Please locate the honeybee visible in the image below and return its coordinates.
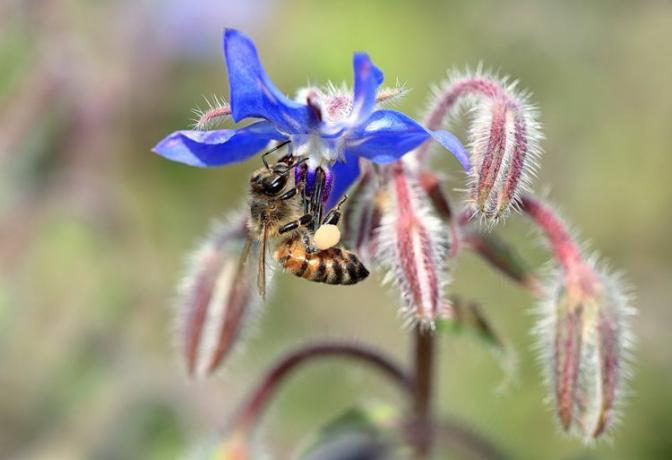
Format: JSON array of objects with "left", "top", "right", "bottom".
[{"left": 243, "top": 143, "right": 369, "bottom": 297}]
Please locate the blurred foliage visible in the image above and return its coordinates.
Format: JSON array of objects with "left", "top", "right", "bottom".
[{"left": 1, "top": 0, "right": 671, "bottom": 458}]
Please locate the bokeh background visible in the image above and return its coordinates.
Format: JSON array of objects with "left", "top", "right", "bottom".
[{"left": 1, "top": 0, "right": 671, "bottom": 458}]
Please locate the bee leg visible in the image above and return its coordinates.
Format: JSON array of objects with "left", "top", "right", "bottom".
[
  {"left": 278, "top": 213, "right": 313, "bottom": 234},
  {"left": 309, "top": 168, "right": 326, "bottom": 230},
  {"left": 261, "top": 139, "right": 292, "bottom": 169},
  {"left": 278, "top": 188, "right": 297, "bottom": 200},
  {"left": 322, "top": 194, "right": 349, "bottom": 226}
]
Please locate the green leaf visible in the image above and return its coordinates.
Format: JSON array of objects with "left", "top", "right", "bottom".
[
  {"left": 296, "top": 404, "right": 399, "bottom": 460},
  {"left": 438, "top": 298, "right": 518, "bottom": 391}
]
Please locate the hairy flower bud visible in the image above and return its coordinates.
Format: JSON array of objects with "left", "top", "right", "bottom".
[
  {"left": 523, "top": 196, "right": 635, "bottom": 440},
  {"left": 177, "top": 211, "right": 262, "bottom": 378},
  {"left": 537, "top": 264, "right": 634, "bottom": 440},
  {"left": 417, "top": 69, "right": 542, "bottom": 222},
  {"left": 378, "top": 163, "right": 449, "bottom": 325}
]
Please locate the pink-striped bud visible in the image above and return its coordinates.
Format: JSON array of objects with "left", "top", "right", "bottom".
[
  {"left": 177, "top": 211, "right": 262, "bottom": 379},
  {"left": 418, "top": 69, "right": 542, "bottom": 222},
  {"left": 377, "top": 163, "right": 449, "bottom": 325},
  {"left": 523, "top": 196, "right": 635, "bottom": 440},
  {"left": 537, "top": 264, "right": 634, "bottom": 440}
]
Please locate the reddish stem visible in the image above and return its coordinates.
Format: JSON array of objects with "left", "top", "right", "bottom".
[
  {"left": 416, "top": 78, "right": 511, "bottom": 162},
  {"left": 412, "top": 325, "right": 436, "bottom": 459},
  {"left": 519, "top": 195, "right": 584, "bottom": 276},
  {"left": 231, "top": 341, "right": 413, "bottom": 433}
]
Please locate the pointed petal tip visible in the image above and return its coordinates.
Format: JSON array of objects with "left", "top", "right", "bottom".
[{"left": 353, "top": 52, "right": 384, "bottom": 84}]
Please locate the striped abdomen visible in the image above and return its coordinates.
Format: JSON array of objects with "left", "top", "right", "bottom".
[{"left": 274, "top": 237, "right": 369, "bottom": 285}]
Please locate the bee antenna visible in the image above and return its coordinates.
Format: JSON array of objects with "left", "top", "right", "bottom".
[
  {"left": 262, "top": 140, "right": 292, "bottom": 169},
  {"left": 280, "top": 156, "right": 308, "bottom": 175},
  {"left": 294, "top": 157, "right": 309, "bottom": 167},
  {"left": 337, "top": 194, "right": 348, "bottom": 208}
]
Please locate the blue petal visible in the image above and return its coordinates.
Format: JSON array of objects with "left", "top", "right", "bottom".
[
  {"left": 325, "top": 154, "right": 361, "bottom": 210},
  {"left": 427, "top": 130, "right": 471, "bottom": 172},
  {"left": 344, "top": 110, "right": 471, "bottom": 169},
  {"left": 223, "top": 29, "right": 311, "bottom": 134},
  {"left": 348, "top": 53, "right": 384, "bottom": 125},
  {"left": 152, "top": 121, "right": 286, "bottom": 167}
]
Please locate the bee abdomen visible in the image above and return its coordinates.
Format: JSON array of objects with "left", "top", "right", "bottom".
[{"left": 275, "top": 241, "right": 369, "bottom": 286}]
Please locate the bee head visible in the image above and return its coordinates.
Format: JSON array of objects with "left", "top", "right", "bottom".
[{"left": 251, "top": 169, "right": 288, "bottom": 196}]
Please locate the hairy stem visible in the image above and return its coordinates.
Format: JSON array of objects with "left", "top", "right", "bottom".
[
  {"left": 412, "top": 325, "right": 436, "bottom": 459},
  {"left": 231, "top": 341, "right": 413, "bottom": 433},
  {"left": 519, "top": 195, "right": 585, "bottom": 279}
]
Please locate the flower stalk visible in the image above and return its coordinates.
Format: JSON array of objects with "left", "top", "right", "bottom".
[
  {"left": 229, "top": 341, "right": 413, "bottom": 435},
  {"left": 412, "top": 325, "right": 436, "bottom": 459}
]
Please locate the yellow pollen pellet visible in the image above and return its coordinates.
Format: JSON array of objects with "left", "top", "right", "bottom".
[{"left": 314, "top": 224, "right": 341, "bottom": 250}]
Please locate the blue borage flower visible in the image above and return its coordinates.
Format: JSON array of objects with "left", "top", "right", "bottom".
[{"left": 153, "top": 29, "right": 469, "bottom": 208}]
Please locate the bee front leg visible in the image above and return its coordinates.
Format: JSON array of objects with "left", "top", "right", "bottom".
[
  {"left": 278, "top": 188, "right": 297, "bottom": 200},
  {"left": 278, "top": 213, "right": 313, "bottom": 234},
  {"left": 321, "top": 194, "right": 349, "bottom": 226}
]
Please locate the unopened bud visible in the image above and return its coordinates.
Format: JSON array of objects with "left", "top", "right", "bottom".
[
  {"left": 378, "top": 163, "right": 448, "bottom": 325},
  {"left": 537, "top": 264, "right": 634, "bottom": 440},
  {"left": 177, "top": 212, "right": 262, "bottom": 378},
  {"left": 523, "top": 196, "right": 635, "bottom": 440},
  {"left": 418, "top": 69, "right": 542, "bottom": 222}
]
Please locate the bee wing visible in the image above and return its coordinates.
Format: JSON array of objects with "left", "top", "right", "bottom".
[
  {"left": 256, "top": 224, "right": 269, "bottom": 299},
  {"left": 237, "top": 235, "right": 254, "bottom": 273}
]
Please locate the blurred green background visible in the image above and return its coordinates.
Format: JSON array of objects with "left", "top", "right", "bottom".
[{"left": 1, "top": 0, "right": 670, "bottom": 458}]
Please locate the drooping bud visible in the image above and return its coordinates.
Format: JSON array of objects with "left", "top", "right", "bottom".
[
  {"left": 192, "top": 95, "right": 232, "bottom": 130},
  {"left": 417, "top": 69, "right": 542, "bottom": 222},
  {"left": 377, "top": 163, "right": 448, "bottom": 325},
  {"left": 537, "top": 264, "right": 634, "bottom": 440},
  {"left": 177, "top": 211, "right": 263, "bottom": 379},
  {"left": 522, "top": 196, "right": 635, "bottom": 440}
]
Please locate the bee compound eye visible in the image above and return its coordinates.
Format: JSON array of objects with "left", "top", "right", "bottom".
[{"left": 262, "top": 174, "right": 287, "bottom": 195}]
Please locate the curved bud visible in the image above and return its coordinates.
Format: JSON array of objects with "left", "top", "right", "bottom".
[
  {"left": 537, "top": 264, "right": 634, "bottom": 441},
  {"left": 377, "top": 163, "right": 449, "bottom": 326},
  {"left": 523, "top": 196, "right": 635, "bottom": 440},
  {"left": 417, "top": 69, "right": 542, "bottom": 222},
  {"left": 177, "top": 211, "right": 263, "bottom": 379}
]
